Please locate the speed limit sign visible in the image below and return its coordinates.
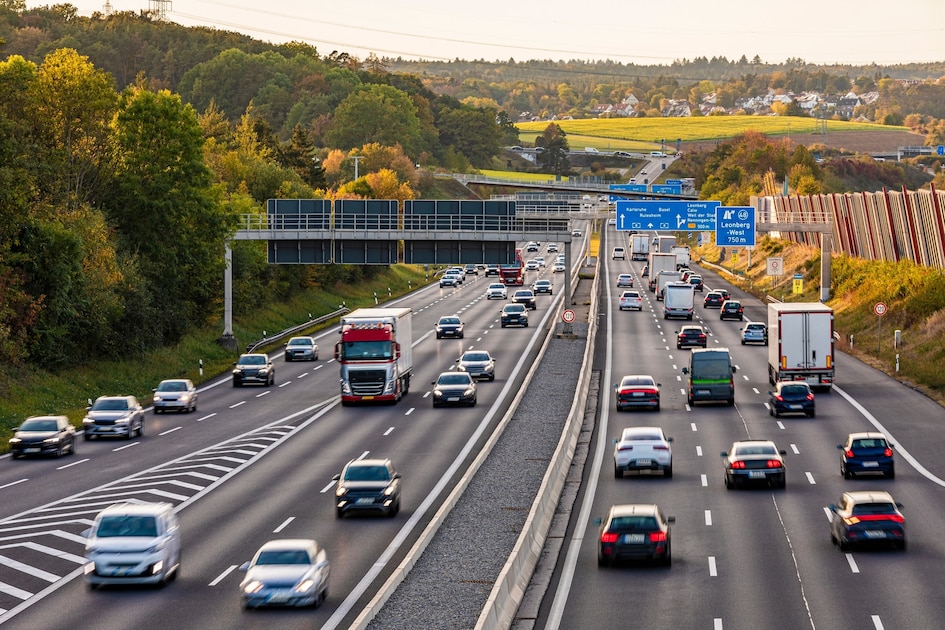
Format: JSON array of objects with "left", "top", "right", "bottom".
[
  {"left": 562, "top": 309, "right": 575, "bottom": 323},
  {"left": 874, "top": 302, "right": 887, "bottom": 316}
]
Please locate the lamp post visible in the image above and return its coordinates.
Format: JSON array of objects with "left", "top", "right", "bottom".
[{"left": 348, "top": 155, "right": 362, "bottom": 180}]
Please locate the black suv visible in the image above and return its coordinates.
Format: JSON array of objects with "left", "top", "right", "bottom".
[
  {"left": 435, "top": 316, "right": 465, "bottom": 339},
  {"left": 677, "top": 325, "right": 708, "bottom": 349},
  {"left": 719, "top": 300, "right": 744, "bottom": 321},
  {"left": 500, "top": 304, "right": 529, "bottom": 327},
  {"left": 511, "top": 289, "right": 537, "bottom": 310}
]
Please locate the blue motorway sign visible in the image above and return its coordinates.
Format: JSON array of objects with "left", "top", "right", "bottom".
[
  {"left": 938, "top": 145, "right": 945, "bottom": 156},
  {"left": 665, "top": 179, "right": 683, "bottom": 185},
  {"left": 716, "top": 206, "right": 756, "bottom": 246},
  {"left": 610, "top": 183, "right": 648, "bottom": 193},
  {"left": 615, "top": 200, "right": 720, "bottom": 231},
  {"left": 651, "top": 184, "right": 682, "bottom": 195}
]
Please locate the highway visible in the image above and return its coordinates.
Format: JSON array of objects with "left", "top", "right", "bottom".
[
  {"left": 535, "top": 225, "right": 945, "bottom": 630},
  {"left": 0, "top": 237, "right": 582, "bottom": 629}
]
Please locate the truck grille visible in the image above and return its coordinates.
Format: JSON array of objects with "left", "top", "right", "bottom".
[{"left": 349, "top": 369, "right": 387, "bottom": 395}]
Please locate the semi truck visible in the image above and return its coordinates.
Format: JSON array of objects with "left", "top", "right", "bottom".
[
  {"left": 767, "top": 302, "right": 835, "bottom": 391},
  {"left": 656, "top": 235, "right": 676, "bottom": 253},
  {"left": 631, "top": 234, "right": 650, "bottom": 261},
  {"left": 663, "top": 282, "right": 694, "bottom": 319},
  {"left": 335, "top": 308, "right": 413, "bottom": 405},
  {"left": 655, "top": 270, "right": 682, "bottom": 301},
  {"left": 671, "top": 245, "right": 691, "bottom": 270},
  {"left": 499, "top": 263, "right": 524, "bottom": 286},
  {"left": 648, "top": 252, "right": 677, "bottom": 292}
]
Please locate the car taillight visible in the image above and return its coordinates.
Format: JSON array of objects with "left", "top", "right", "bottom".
[
  {"left": 774, "top": 395, "right": 784, "bottom": 402},
  {"left": 648, "top": 531, "right": 667, "bottom": 543},
  {"left": 806, "top": 393, "right": 815, "bottom": 401},
  {"left": 766, "top": 460, "right": 783, "bottom": 468},
  {"left": 730, "top": 461, "right": 746, "bottom": 469},
  {"left": 698, "top": 334, "right": 706, "bottom": 339},
  {"left": 883, "top": 448, "right": 893, "bottom": 457},
  {"left": 601, "top": 532, "right": 619, "bottom": 543},
  {"left": 653, "top": 445, "right": 669, "bottom": 451},
  {"left": 618, "top": 445, "right": 633, "bottom": 451},
  {"left": 845, "top": 514, "right": 904, "bottom": 525},
  {"left": 844, "top": 449, "right": 855, "bottom": 458}
]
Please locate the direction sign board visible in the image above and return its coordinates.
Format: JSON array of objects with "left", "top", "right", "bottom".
[
  {"left": 716, "top": 206, "right": 756, "bottom": 247},
  {"left": 665, "top": 179, "right": 683, "bottom": 185},
  {"left": 610, "top": 183, "right": 648, "bottom": 193},
  {"left": 615, "top": 200, "right": 720, "bottom": 232},
  {"left": 650, "top": 184, "right": 682, "bottom": 195},
  {"left": 938, "top": 145, "right": 944, "bottom": 156}
]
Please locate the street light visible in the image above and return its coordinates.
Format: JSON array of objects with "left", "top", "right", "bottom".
[{"left": 348, "top": 155, "right": 362, "bottom": 180}]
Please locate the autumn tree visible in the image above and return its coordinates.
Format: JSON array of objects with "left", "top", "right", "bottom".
[{"left": 325, "top": 84, "right": 424, "bottom": 156}]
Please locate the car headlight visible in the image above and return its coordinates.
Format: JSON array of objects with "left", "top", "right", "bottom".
[
  {"left": 233, "top": 368, "right": 243, "bottom": 375},
  {"left": 341, "top": 381, "right": 352, "bottom": 395},
  {"left": 464, "top": 388, "right": 475, "bottom": 396},
  {"left": 43, "top": 437, "right": 61, "bottom": 444},
  {"left": 243, "top": 580, "right": 264, "bottom": 594},
  {"left": 82, "top": 417, "right": 93, "bottom": 424},
  {"left": 433, "top": 390, "right": 443, "bottom": 397},
  {"left": 178, "top": 394, "right": 191, "bottom": 402},
  {"left": 456, "top": 365, "right": 467, "bottom": 371},
  {"left": 335, "top": 485, "right": 347, "bottom": 497},
  {"left": 295, "top": 578, "right": 315, "bottom": 593}
]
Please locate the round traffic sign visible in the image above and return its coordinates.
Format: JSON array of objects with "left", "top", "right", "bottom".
[
  {"left": 562, "top": 309, "right": 575, "bottom": 323},
  {"left": 874, "top": 302, "right": 887, "bottom": 316}
]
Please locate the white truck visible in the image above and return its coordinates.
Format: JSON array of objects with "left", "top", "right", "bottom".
[
  {"left": 631, "top": 234, "right": 650, "bottom": 261},
  {"left": 767, "top": 302, "right": 835, "bottom": 391},
  {"left": 648, "top": 252, "right": 677, "bottom": 292},
  {"left": 671, "top": 245, "right": 691, "bottom": 270},
  {"left": 656, "top": 270, "right": 682, "bottom": 301},
  {"left": 657, "top": 235, "right": 676, "bottom": 253},
  {"left": 336, "top": 307, "right": 413, "bottom": 405},
  {"left": 663, "top": 282, "right": 694, "bottom": 319}
]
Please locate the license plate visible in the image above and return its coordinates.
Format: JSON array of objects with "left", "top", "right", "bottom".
[
  {"left": 789, "top": 404, "right": 801, "bottom": 409},
  {"left": 363, "top": 396, "right": 374, "bottom": 400},
  {"left": 864, "top": 530, "right": 886, "bottom": 538},
  {"left": 24, "top": 448, "right": 40, "bottom": 453},
  {"left": 862, "top": 461, "right": 878, "bottom": 467},
  {"left": 110, "top": 566, "right": 136, "bottom": 576},
  {"left": 447, "top": 397, "right": 459, "bottom": 402},
  {"left": 268, "top": 592, "right": 289, "bottom": 603},
  {"left": 623, "top": 534, "right": 645, "bottom": 544},
  {"left": 632, "top": 392, "right": 645, "bottom": 397},
  {"left": 697, "top": 389, "right": 710, "bottom": 395},
  {"left": 748, "top": 471, "right": 766, "bottom": 479},
  {"left": 356, "top": 498, "right": 375, "bottom": 505},
  {"left": 635, "top": 459, "right": 652, "bottom": 466}
]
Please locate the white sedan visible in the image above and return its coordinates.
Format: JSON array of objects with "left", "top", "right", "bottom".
[
  {"left": 524, "top": 260, "right": 540, "bottom": 271},
  {"left": 485, "top": 283, "right": 508, "bottom": 299},
  {"left": 552, "top": 262, "right": 566, "bottom": 273},
  {"left": 619, "top": 290, "right": 643, "bottom": 311},
  {"left": 613, "top": 426, "right": 673, "bottom": 478},
  {"left": 239, "top": 539, "right": 330, "bottom": 608}
]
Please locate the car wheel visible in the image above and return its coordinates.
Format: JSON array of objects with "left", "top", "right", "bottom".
[
  {"left": 524, "top": 322, "right": 528, "bottom": 327},
  {"left": 741, "top": 340, "right": 746, "bottom": 345},
  {"left": 655, "top": 402, "right": 661, "bottom": 412},
  {"left": 155, "top": 407, "right": 162, "bottom": 414},
  {"left": 597, "top": 552, "right": 607, "bottom": 567},
  {"left": 11, "top": 451, "right": 19, "bottom": 460},
  {"left": 83, "top": 433, "right": 91, "bottom": 441},
  {"left": 501, "top": 323, "right": 506, "bottom": 328},
  {"left": 436, "top": 333, "right": 441, "bottom": 339},
  {"left": 665, "top": 465, "right": 673, "bottom": 479},
  {"left": 285, "top": 355, "right": 292, "bottom": 362},
  {"left": 896, "top": 539, "right": 906, "bottom": 551},
  {"left": 489, "top": 375, "right": 495, "bottom": 382},
  {"left": 336, "top": 509, "right": 344, "bottom": 519},
  {"left": 842, "top": 466, "right": 852, "bottom": 480},
  {"left": 727, "top": 398, "right": 735, "bottom": 406},
  {"left": 137, "top": 421, "right": 144, "bottom": 438},
  {"left": 838, "top": 537, "right": 849, "bottom": 552},
  {"left": 769, "top": 407, "right": 774, "bottom": 416},
  {"left": 661, "top": 545, "right": 672, "bottom": 566},
  {"left": 887, "top": 467, "right": 895, "bottom": 479},
  {"left": 56, "top": 443, "right": 64, "bottom": 458},
  {"left": 807, "top": 410, "right": 816, "bottom": 418},
  {"left": 270, "top": 374, "right": 275, "bottom": 386},
  {"left": 772, "top": 409, "right": 779, "bottom": 418},
  {"left": 724, "top": 474, "right": 733, "bottom": 489},
  {"left": 614, "top": 464, "right": 622, "bottom": 479},
  {"left": 233, "top": 379, "right": 241, "bottom": 387}
]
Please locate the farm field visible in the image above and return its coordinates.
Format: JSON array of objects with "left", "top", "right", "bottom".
[{"left": 516, "top": 116, "right": 913, "bottom": 152}]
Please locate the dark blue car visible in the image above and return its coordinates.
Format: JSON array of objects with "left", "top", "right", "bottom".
[
  {"left": 839, "top": 432, "right": 895, "bottom": 478},
  {"left": 768, "top": 382, "right": 815, "bottom": 417}
]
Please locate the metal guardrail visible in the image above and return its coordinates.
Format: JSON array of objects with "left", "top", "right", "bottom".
[{"left": 245, "top": 307, "right": 350, "bottom": 353}]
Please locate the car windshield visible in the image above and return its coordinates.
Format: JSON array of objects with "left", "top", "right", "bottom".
[
  {"left": 438, "top": 374, "right": 472, "bottom": 385},
  {"left": 239, "top": 355, "right": 266, "bottom": 365},
  {"left": 91, "top": 398, "right": 129, "bottom": 411},
  {"left": 622, "top": 430, "right": 661, "bottom": 441},
  {"left": 489, "top": 284, "right": 504, "bottom": 290},
  {"left": 609, "top": 516, "right": 658, "bottom": 531},
  {"left": 620, "top": 377, "right": 655, "bottom": 387},
  {"left": 255, "top": 550, "right": 311, "bottom": 566},
  {"left": 158, "top": 381, "right": 187, "bottom": 391},
  {"left": 20, "top": 419, "right": 58, "bottom": 431},
  {"left": 780, "top": 385, "right": 809, "bottom": 395},
  {"left": 504, "top": 305, "right": 525, "bottom": 312},
  {"left": 344, "top": 465, "right": 391, "bottom": 482},
  {"left": 691, "top": 358, "right": 731, "bottom": 379},
  {"left": 96, "top": 515, "right": 158, "bottom": 538},
  {"left": 288, "top": 338, "right": 312, "bottom": 347},
  {"left": 852, "top": 502, "right": 897, "bottom": 516},
  {"left": 462, "top": 353, "right": 490, "bottom": 362},
  {"left": 735, "top": 445, "right": 777, "bottom": 456},
  {"left": 852, "top": 439, "right": 887, "bottom": 448},
  {"left": 439, "top": 318, "right": 460, "bottom": 325}
]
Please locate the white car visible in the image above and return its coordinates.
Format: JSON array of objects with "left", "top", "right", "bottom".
[
  {"left": 612, "top": 247, "right": 626, "bottom": 260},
  {"left": 614, "top": 426, "right": 673, "bottom": 478},
  {"left": 619, "top": 290, "right": 643, "bottom": 311},
  {"left": 524, "top": 260, "right": 539, "bottom": 271},
  {"left": 239, "top": 539, "right": 330, "bottom": 608},
  {"left": 486, "top": 283, "right": 508, "bottom": 299},
  {"left": 533, "top": 256, "right": 545, "bottom": 267},
  {"left": 553, "top": 262, "right": 566, "bottom": 273},
  {"left": 608, "top": 218, "right": 617, "bottom": 226},
  {"left": 572, "top": 229, "right": 582, "bottom": 236},
  {"left": 547, "top": 243, "right": 559, "bottom": 252}
]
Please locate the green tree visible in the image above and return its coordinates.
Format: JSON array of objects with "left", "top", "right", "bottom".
[
  {"left": 536, "top": 123, "right": 571, "bottom": 176},
  {"left": 435, "top": 104, "right": 503, "bottom": 168},
  {"left": 325, "top": 84, "right": 423, "bottom": 156}
]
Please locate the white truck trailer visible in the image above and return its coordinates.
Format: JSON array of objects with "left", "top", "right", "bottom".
[
  {"left": 767, "top": 302, "right": 835, "bottom": 391},
  {"left": 671, "top": 245, "right": 691, "bottom": 270},
  {"left": 631, "top": 234, "right": 650, "bottom": 261},
  {"left": 663, "top": 282, "right": 694, "bottom": 319},
  {"left": 656, "top": 235, "right": 676, "bottom": 253},
  {"left": 648, "top": 252, "right": 677, "bottom": 292}
]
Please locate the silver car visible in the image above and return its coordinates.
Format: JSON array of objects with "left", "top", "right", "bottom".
[
  {"left": 152, "top": 379, "right": 198, "bottom": 414},
  {"left": 240, "top": 539, "right": 330, "bottom": 608},
  {"left": 740, "top": 322, "right": 768, "bottom": 345},
  {"left": 83, "top": 395, "right": 145, "bottom": 440},
  {"left": 456, "top": 350, "right": 496, "bottom": 381},
  {"left": 284, "top": 336, "right": 319, "bottom": 361}
]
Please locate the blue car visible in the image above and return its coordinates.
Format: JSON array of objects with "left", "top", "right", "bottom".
[
  {"left": 838, "top": 432, "right": 895, "bottom": 479},
  {"left": 768, "top": 381, "right": 815, "bottom": 417}
]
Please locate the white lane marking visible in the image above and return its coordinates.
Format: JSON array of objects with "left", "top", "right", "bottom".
[
  {"left": 423, "top": 392, "right": 431, "bottom": 398},
  {"left": 708, "top": 556, "right": 718, "bottom": 576},
  {"left": 196, "top": 413, "right": 217, "bottom": 422},
  {"left": 806, "top": 472, "right": 816, "bottom": 484},
  {"left": 871, "top": 615, "right": 884, "bottom": 629},
  {"left": 676, "top": 375, "right": 682, "bottom": 381},
  {"left": 278, "top": 382, "right": 290, "bottom": 388},
  {"left": 313, "top": 365, "right": 323, "bottom": 371},
  {"left": 111, "top": 442, "right": 139, "bottom": 452},
  {"left": 273, "top": 517, "right": 295, "bottom": 533},
  {"left": 405, "top": 408, "right": 415, "bottom": 416},
  {"left": 0, "top": 580, "right": 31, "bottom": 600},
  {"left": 0, "top": 479, "right": 29, "bottom": 490},
  {"left": 696, "top": 445, "right": 703, "bottom": 457},
  {"left": 383, "top": 427, "right": 395, "bottom": 436},
  {"left": 357, "top": 451, "right": 369, "bottom": 460},
  {"left": 777, "top": 421, "right": 785, "bottom": 430},
  {"left": 690, "top": 422, "right": 698, "bottom": 432},
  {"left": 752, "top": 387, "right": 760, "bottom": 394},
  {"left": 846, "top": 553, "right": 860, "bottom": 573},
  {"left": 256, "top": 391, "right": 270, "bottom": 398},
  {"left": 229, "top": 401, "right": 246, "bottom": 409},
  {"left": 159, "top": 427, "right": 182, "bottom": 436},
  {"left": 320, "top": 480, "right": 336, "bottom": 494},
  {"left": 791, "top": 444, "right": 800, "bottom": 454},
  {"left": 714, "top": 620, "right": 723, "bottom": 630},
  {"left": 742, "top": 374, "right": 749, "bottom": 381},
  {"left": 209, "top": 565, "right": 238, "bottom": 586},
  {"left": 297, "top": 372, "right": 309, "bottom": 379},
  {"left": 56, "top": 459, "right": 89, "bottom": 470},
  {"left": 822, "top": 507, "right": 833, "bottom": 521},
  {"left": 0, "top": 556, "right": 59, "bottom": 582},
  {"left": 701, "top": 474, "right": 708, "bottom": 487},
  {"left": 705, "top": 510, "right": 712, "bottom": 526}
]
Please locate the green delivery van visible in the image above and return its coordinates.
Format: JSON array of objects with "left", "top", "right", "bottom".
[{"left": 682, "top": 348, "right": 736, "bottom": 406}]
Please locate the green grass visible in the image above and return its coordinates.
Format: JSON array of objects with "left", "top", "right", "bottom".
[{"left": 0, "top": 265, "right": 433, "bottom": 448}]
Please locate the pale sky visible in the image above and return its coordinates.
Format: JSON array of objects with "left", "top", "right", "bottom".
[{"left": 35, "top": 0, "right": 945, "bottom": 66}]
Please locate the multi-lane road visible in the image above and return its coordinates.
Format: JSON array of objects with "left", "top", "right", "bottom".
[
  {"left": 535, "top": 227, "right": 945, "bottom": 630},
  {"left": 0, "top": 240, "right": 582, "bottom": 629}
]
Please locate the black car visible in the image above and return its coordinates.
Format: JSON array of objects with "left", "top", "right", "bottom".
[
  {"left": 435, "top": 315, "right": 465, "bottom": 339},
  {"left": 500, "top": 304, "right": 529, "bottom": 327},
  {"left": 233, "top": 353, "right": 275, "bottom": 387},
  {"left": 719, "top": 300, "right": 744, "bottom": 320},
  {"left": 431, "top": 372, "right": 477, "bottom": 407},
  {"left": 721, "top": 440, "right": 787, "bottom": 489},
  {"left": 838, "top": 432, "right": 895, "bottom": 478},
  {"left": 511, "top": 289, "right": 537, "bottom": 310},
  {"left": 456, "top": 350, "right": 496, "bottom": 381},
  {"left": 596, "top": 504, "right": 674, "bottom": 567},
  {"left": 828, "top": 491, "right": 905, "bottom": 551},
  {"left": 9, "top": 415, "right": 77, "bottom": 458},
  {"left": 703, "top": 292, "right": 724, "bottom": 308},
  {"left": 332, "top": 458, "right": 402, "bottom": 518},
  {"left": 676, "top": 325, "right": 707, "bottom": 349},
  {"left": 768, "top": 382, "right": 815, "bottom": 417},
  {"left": 532, "top": 279, "right": 553, "bottom": 295},
  {"left": 688, "top": 275, "right": 704, "bottom": 291}
]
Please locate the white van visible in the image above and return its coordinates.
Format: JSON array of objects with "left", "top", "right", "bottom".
[{"left": 83, "top": 502, "right": 181, "bottom": 587}]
